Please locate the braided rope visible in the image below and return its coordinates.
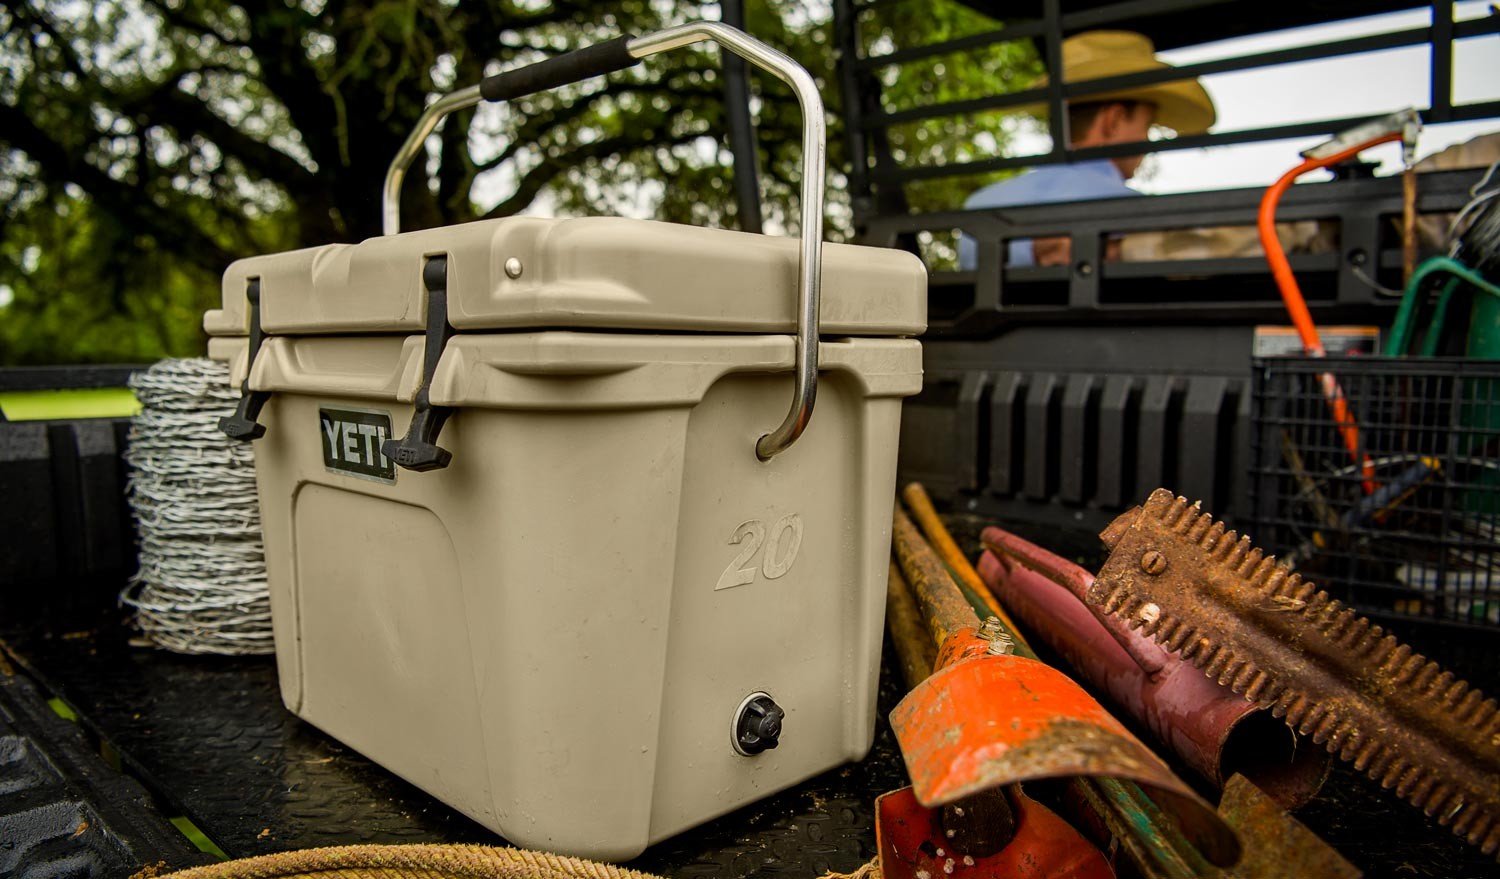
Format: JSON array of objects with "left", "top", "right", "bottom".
[
  {"left": 143, "top": 844, "right": 670, "bottom": 879},
  {"left": 819, "top": 860, "right": 880, "bottom": 879},
  {"left": 122, "top": 358, "right": 273, "bottom": 656}
]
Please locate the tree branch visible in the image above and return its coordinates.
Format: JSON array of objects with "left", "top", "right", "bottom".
[
  {"left": 435, "top": 105, "right": 475, "bottom": 218},
  {"left": 138, "top": 0, "right": 245, "bottom": 46},
  {"left": 236, "top": 0, "right": 343, "bottom": 175},
  {"left": 479, "top": 127, "right": 714, "bottom": 220},
  {"left": 9, "top": 1, "right": 90, "bottom": 81},
  {"left": 145, "top": 86, "right": 320, "bottom": 187},
  {"left": 0, "top": 102, "right": 236, "bottom": 271},
  {"left": 480, "top": 1, "right": 598, "bottom": 36},
  {"left": 470, "top": 80, "right": 719, "bottom": 175},
  {"left": 433, "top": 46, "right": 486, "bottom": 219}
]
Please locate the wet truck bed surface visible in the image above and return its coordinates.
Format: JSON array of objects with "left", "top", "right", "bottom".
[{"left": 4, "top": 517, "right": 1497, "bottom": 879}]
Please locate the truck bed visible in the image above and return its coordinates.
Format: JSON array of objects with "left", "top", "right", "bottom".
[{"left": 5, "top": 532, "right": 1499, "bottom": 879}]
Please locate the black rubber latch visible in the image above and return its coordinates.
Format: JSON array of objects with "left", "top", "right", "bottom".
[
  {"left": 479, "top": 36, "right": 638, "bottom": 103},
  {"left": 381, "top": 256, "right": 455, "bottom": 472},
  {"left": 218, "top": 278, "right": 271, "bottom": 441},
  {"left": 735, "top": 694, "right": 784, "bottom": 755}
]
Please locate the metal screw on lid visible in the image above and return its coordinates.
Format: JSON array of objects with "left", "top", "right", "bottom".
[{"left": 504, "top": 256, "right": 524, "bottom": 279}]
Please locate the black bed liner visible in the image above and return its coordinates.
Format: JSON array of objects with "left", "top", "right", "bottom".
[
  {"left": 4, "top": 545, "right": 1499, "bottom": 879},
  {"left": 0, "top": 660, "right": 210, "bottom": 878}
]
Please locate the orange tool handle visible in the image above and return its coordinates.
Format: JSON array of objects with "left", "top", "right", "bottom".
[{"left": 1257, "top": 134, "right": 1400, "bottom": 494}]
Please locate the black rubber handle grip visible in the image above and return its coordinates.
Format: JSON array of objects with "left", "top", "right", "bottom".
[{"left": 480, "top": 36, "right": 638, "bottom": 102}]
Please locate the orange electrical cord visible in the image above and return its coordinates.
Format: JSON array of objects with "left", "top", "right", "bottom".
[{"left": 1257, "top": 133, "right": 1401, "bottom": 495}]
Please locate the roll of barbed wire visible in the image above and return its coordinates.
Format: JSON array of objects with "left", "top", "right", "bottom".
[{"left": 122, "top": 358, "right": 274, "bottom": 655}]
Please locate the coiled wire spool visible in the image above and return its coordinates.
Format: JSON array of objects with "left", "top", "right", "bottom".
[{"left": 122, "top": 358, "right": 273, "bottom": 655}]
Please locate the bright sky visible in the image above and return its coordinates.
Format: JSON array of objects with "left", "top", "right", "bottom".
[{"left": 1122, "top": 2, "right": 1500, "bottom": 193}]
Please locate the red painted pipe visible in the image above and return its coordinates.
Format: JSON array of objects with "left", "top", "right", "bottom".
[{"left": 978, "top": 527, "right": 1329, "bottom": 809}]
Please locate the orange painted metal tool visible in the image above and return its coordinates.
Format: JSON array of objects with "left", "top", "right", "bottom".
[
  {"left": 875, "top": 785, "right": 1114, "bottom": 879},
  {"left": 889, "top": 505, "right": 1242, "bottom": 871},
  {"left": 883, "top": 557, "right": 1114, "bottom": 878},
  {"left": 1258, "top": 110, "right": 1420, "bottom": 494},
  {"left": 893, "top": 622, "right": 1191, "bottom": 808}
]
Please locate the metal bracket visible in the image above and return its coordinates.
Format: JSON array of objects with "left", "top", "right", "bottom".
[{"left": 1300, "top": 108, "right": 1421, "bottom": 161}]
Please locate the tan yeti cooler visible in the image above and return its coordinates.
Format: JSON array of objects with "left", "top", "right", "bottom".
[{"left": 203, "top": 24, "right": 925, "bottom": 860}]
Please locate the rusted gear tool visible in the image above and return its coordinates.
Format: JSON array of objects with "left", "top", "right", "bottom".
[{"left": 1092, "top": 488, "right": 1500, "bottom": 858}]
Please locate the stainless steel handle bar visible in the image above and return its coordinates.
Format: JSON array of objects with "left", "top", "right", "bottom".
[{"left": 381, "top": 22, "right": 826, "bottom": 461}]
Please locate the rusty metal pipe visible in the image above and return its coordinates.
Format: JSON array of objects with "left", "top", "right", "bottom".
[
  {"left": 886, "top": 561, "right": 937, "bottom": 691},
  {"left": 979, "top": 526, "right": 1329, "bottom": 809},
  {"left": 1403, "top": 164, "right": 1418, "bottom": 284},
  {"left": 901, "top": 484, "right": 1027, "bottom": 637},
  {"left": 892, "top": 507, "right": 976, "bottom": 647}
]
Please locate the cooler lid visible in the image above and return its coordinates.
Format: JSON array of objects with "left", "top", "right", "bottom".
[{"left": 206, "top": 216, "right": 926, "bottom": 337}]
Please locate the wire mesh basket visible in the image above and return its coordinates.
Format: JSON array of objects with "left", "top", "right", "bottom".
[{"left": 1249, "top": 356, "right": 1500, "bottom": 631}]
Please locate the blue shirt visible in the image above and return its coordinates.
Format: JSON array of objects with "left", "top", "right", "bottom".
[{"left": 958, "top": 159, "right": 1140, "bottom": 269}]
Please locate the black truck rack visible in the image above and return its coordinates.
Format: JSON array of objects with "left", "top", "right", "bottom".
[{"left": 824, "top": 0, "right": 1500, "bottom": 534}]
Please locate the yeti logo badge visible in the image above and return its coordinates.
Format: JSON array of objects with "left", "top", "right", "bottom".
[{"left": 319, "top": 407, "right": 396, "bottom": 484}]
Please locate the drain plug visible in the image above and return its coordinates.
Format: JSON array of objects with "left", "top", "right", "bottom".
[{"left": 732, "top": 692, "right": 784, "bottom": 756}]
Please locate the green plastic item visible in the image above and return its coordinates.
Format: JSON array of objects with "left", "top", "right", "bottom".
[
  {"left": 1470, "top": 275, "right": 1500, "bottom": 359},
  {"left": 1381, "top": 255, "right": 1500, "bottom": 514},
  {"left": 0, "top": 387, "right": 141, "bottom": 421},
  {"left": 1418, "top": 278, "right": 1462, "bottom": 357},
  {"left": 1385, "top": 255, "right": 1500, "bottom": 357}
]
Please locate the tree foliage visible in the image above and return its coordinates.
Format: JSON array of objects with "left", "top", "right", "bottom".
[{"left": 0, "top": 0, "right": 1037, "bottom": 364}]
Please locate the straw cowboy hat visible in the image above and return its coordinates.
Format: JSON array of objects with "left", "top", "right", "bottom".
[{"left": 1035, "top": 31, "right": 1216, "bottom": 136}]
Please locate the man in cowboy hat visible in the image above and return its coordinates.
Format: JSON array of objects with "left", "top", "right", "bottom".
[{"left": 958, "top": 31, "right": 1216, "bottom": 269}]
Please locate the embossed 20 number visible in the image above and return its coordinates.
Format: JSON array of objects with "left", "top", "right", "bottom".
[{"left": 714, "top": 514, "right": 804, "bottom": 591}]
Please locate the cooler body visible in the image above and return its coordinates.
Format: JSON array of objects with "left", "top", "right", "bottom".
[{"left": 205, "top": 216, "right": 926, "bottom": 859}]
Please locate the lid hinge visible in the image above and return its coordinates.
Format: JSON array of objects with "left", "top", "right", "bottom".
[
  {"left": 218, "top": 278, "right": 271, "bottom": 441},
  {"left": 382, "top": 255, "right": 456, "bottom": 471}
]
